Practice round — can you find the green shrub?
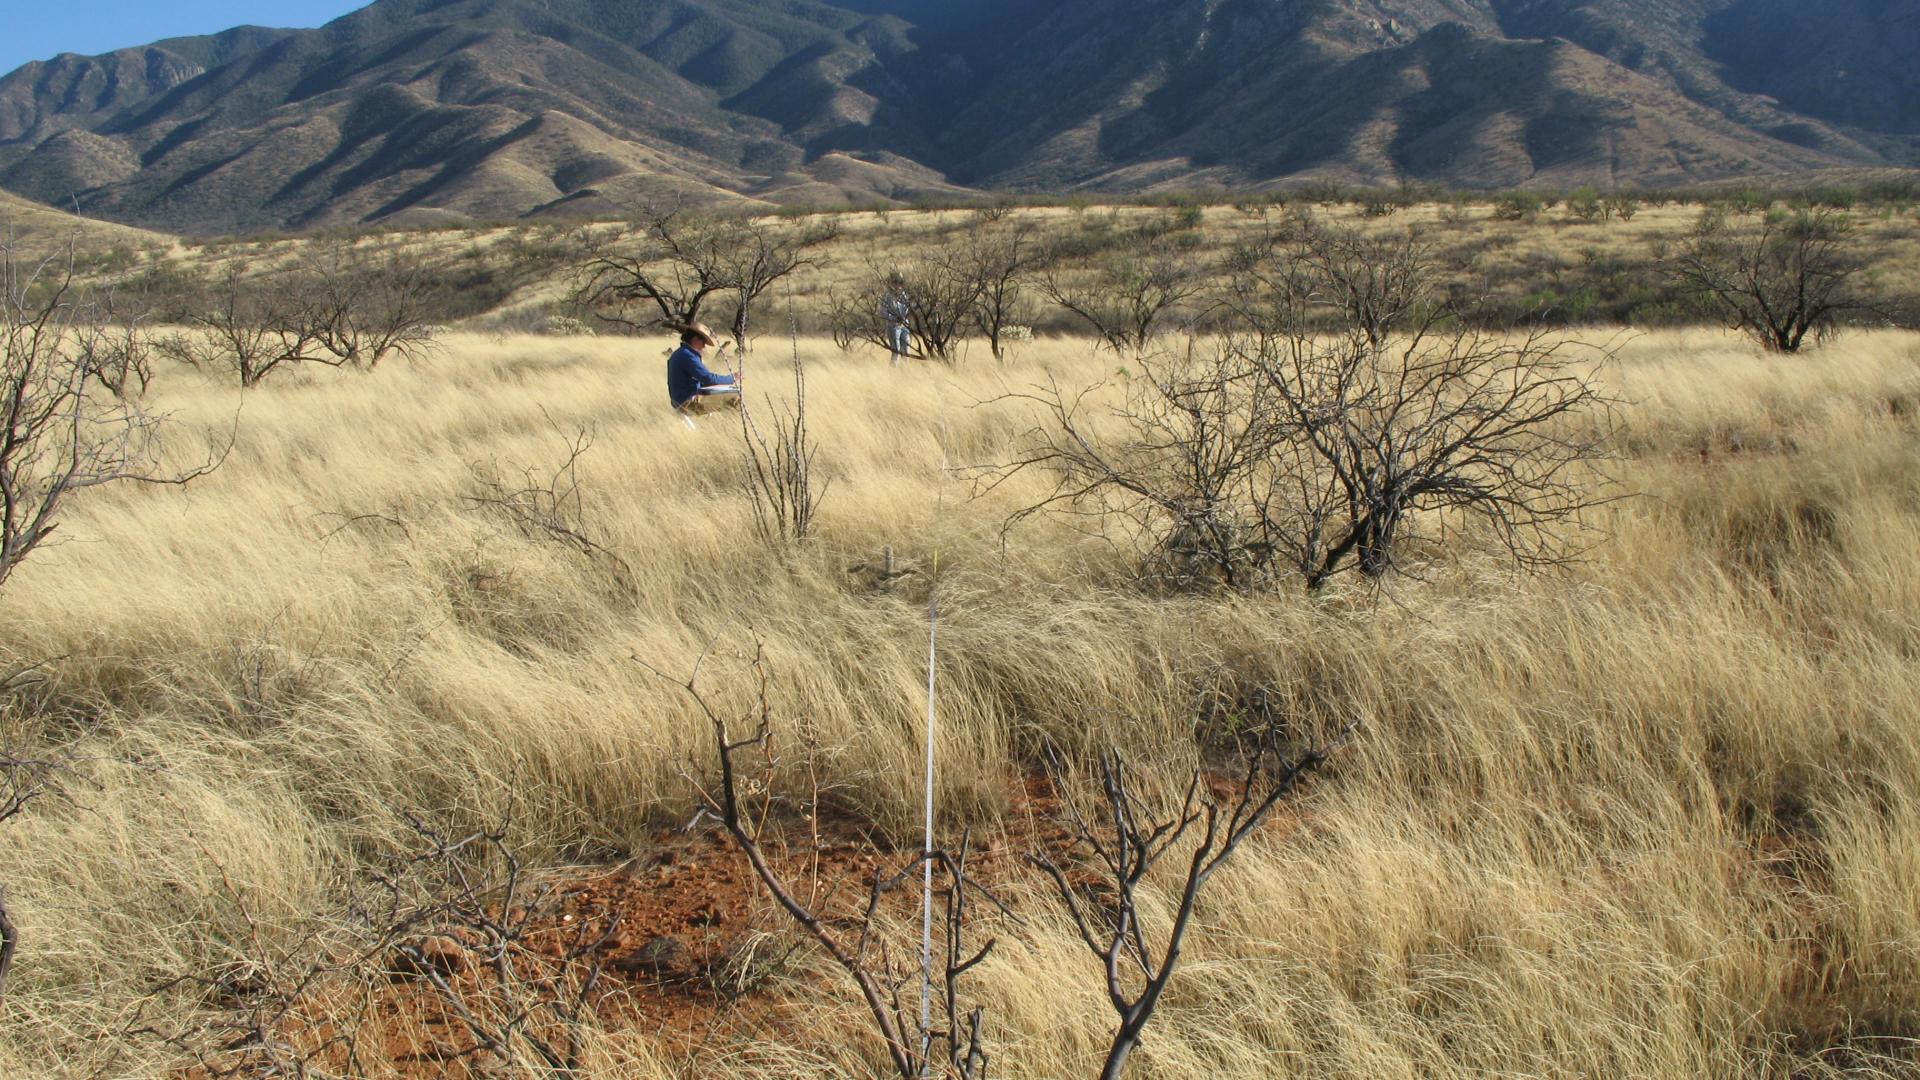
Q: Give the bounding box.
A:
[1492,191,1544,221]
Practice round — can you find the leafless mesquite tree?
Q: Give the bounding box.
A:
[657,649,1001,1080]
[992,223,1617,591]
[153,246,439,385]
[573,207,834,349]
[158,261,336,387]
[1033,715,1352,1080]
[1241,223,1616,589]
[301,240,445,368]
[713,218,838,351]
[1668,206,1869,352]
[1038,245,1205,353]
[983,347,1289,592]
[1242,213,1437,349]
[3,240,222,589]
[1240,298,1617,587]
[960,223,1045,360]
[73,283,157,399]
[573,212,730,333]
[830,247,985,363]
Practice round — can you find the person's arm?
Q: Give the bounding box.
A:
[688,348,736,387]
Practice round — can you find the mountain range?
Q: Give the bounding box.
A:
[0,0,1914,234]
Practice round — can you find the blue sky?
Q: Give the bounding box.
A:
[2,2,368,77]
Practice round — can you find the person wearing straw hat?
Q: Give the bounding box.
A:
[666,322,741,417]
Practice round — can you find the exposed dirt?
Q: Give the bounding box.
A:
[190,775,1082,1078]
[178,764,1835,1077]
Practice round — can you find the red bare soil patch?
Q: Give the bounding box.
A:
[185,778,1078,1078]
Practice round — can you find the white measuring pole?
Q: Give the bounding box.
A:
[919,584,937,1055]
[918,385,949,1068]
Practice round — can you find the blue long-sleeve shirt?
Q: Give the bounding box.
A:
[666,344,735,407]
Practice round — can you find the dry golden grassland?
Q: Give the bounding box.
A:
[2,322,1919,1077]
[0,192,173,255]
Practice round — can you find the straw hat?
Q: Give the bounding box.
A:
[679,321,720,346]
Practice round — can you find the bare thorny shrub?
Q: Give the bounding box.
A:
[828,225,1045,362]
[739,321,828,547]
[159,261,334,388]
[1033,711,1354,1080]
[462,417,636,594]
[655,638,1349,1080]
[160,244,442,387]
[652,645,1002,1079]
[73,283,158,400]
[2,239,222,590]
[149,814,621,1078]
[298,239,445,369]
[1037,241,1205,354]
[713,217,840,351]
[983,347,1284,592]
[961,224,1045,362]
[989,218,1619,592]
[829,245,984,363]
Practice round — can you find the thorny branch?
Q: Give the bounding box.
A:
[650,643,1003,1079]
[1031,716,1355,1080]
[463,414,635,592]
[3,237,226,590]
[739,315,827,546]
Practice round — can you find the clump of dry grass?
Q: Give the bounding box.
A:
[2,328,1918,1077]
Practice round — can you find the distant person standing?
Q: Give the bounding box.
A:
[667,322,740,419]
[880,273,912,366]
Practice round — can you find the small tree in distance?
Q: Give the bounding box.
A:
[572,206,834,350]
[959,222,1045,360]
[1038,243,1204,353]
[159,262,332,387]
[1668,206,1868,352]
[73,281,157,399]
[301,239,444,368]
[713,216,838,351]
[571,208,736,333]
[830,246,983,363]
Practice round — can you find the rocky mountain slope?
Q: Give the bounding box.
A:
[0,0,1912,233]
